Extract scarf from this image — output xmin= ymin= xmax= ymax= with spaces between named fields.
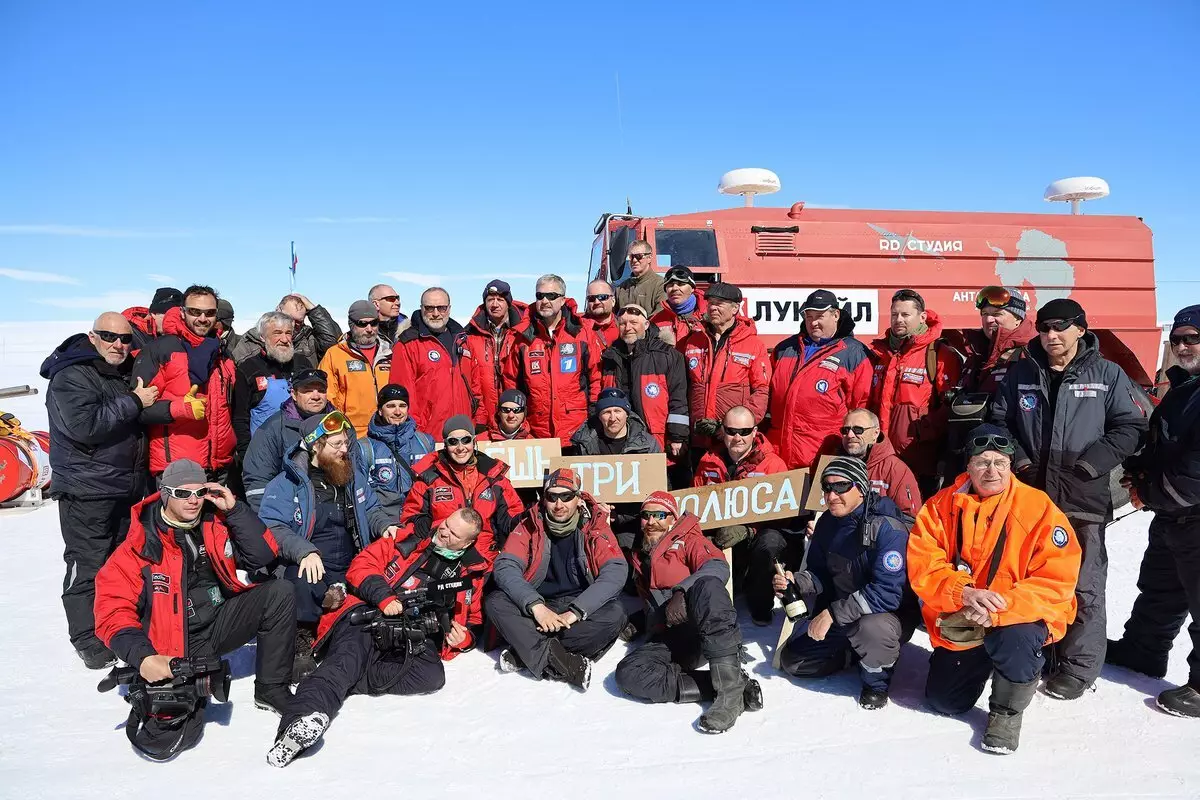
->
xmin=431 ymin=544 xmax=467 ymax=560
xmin=669 ymin=294 xmax=697 ymax=315
xmin=887 ymin=322 xmax=928 ymax=352
xmin=544 ymin=509 xmax=581 ymax=538
xmin=160 ymin=507 xmax=201 ymax=530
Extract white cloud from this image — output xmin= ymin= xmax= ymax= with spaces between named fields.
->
xmin=0 ymin=224 xmax=190 ymax=238
xmin=381 ymin=271 xmax=445 ymax=287
xmin=146 ymin=273 xmax=176 ymax=283
xmin=36 ymin=290 xmax=148 ymax=311
xmin=303 ymin=216 xmax=404 ymax=224
xmin=0 ymin=268 xmax=80 ymax=285
xmin=381 ymin=271 xmax=544 ymax=288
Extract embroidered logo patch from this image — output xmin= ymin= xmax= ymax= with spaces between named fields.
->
xmin=644 ymin=382 xmax=661 ymax=398
xmin=529 ymin=360 xmax=543 ymax=375
xmin=433 ymin=487 xmax=454 ymax=503
xmin=731 ymin=353 xmax=751 ymax=367
xmin=223 ymin=540 xmax=233 ymax=558
xmin=1019 ymin=393 xmax=1038 ymax=411
xmin=293 ymin=507 xmax=303 ymax=525
xmin=815 ymin=379 xmax=829 ymax=394
xmin=376 ymin=466 xmax=394 ymax=483
xmin=428 ymin=349 xmax=441 ymax=362
xmin=151 ymin=573 xmax=171 ymax=594
xmin=688 ymin=356 xmax=699 ymax=369
xmin=883 ymin=550 xmax=904 ymax=572
xmin=560 ymin=356 xmax=577 ymax=374
xmin=1052 ymin=526 xmax=1070 ymax=548
xmin=401 ymin=575 xmax=420 ymax=590
xmin=480 ymin=488 xmax=493 ymax=500
xmin=559 ymin=342 xmax=576 ymax=355
xmin=255 ymin=376 xmax=269 ymax=391
xmin=384 ymin=560 xmax=400 ymax=580
xmin=347 ymin=359 xmax=367 ymax=372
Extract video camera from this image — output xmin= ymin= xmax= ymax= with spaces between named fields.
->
xmin=98 ymin=656 xmax=232 ymax=718
xmin=349 ymin=575 xmax=470 ymax=654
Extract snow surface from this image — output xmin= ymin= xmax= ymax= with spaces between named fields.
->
xmin=2 ymin=326 xmax=1198 ymax=799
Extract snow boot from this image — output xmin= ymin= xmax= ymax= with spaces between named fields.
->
xmin=291 ymin=624 xmax=318 ymax=684
xmin=858 ymin=686 xmax=889 ymax=711
xmin=698 ymin=656 xmax=747 ymax=734
xmin=546 ymin=639 xmax=591 ymax=691
xmin=1106 ymin=638 xmax=1168 ymax=679
xmin=266 ymin=712 xmax=329 ymax=768
xmin=498 ymin=648 xmax=523 ymax=674
xmin=1043 ymin=672 xmax=1089 ymax=701
xmin=254 ymin=682 xmax=294 ymax=717
xmin=981 ymin=674 xmax=1037 ymax=754
xmin=1157 ymin=684 xmax=1200 ymax=718
xmin=686 ymin=669 xmax=763 ymax=711
xmin=75 ymin=641 xmax=117 ymax=670
xmin=676 ymin=673 xmax=703 ymax=703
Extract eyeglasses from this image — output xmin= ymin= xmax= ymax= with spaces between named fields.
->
xmin=535 ymin=292 xmax=564 ymax=302
xmin=970 ymin=457 xmax=1012 ymax=472
xmin=1035 ymin=318 xmax=1080 ymax=334
xmin=629 ymin=252 xmax=651 ymax=262
xmin=352 ymin=319 xmax=379 ymax=328
xmin=422 ymin=305 xmax=450 ymax=314
xmin=722 ymin=426 xmax=754 ymax=437
xmin=975 ymin=286 xmax=1012 ymax=310
xmin=93 ymin=330 xmax=134 ymax=345
xmin=184 ymin=307 xmax=217 ymax=319
xmin=586 ymin=294 xmax=612 ymax=303
xmin=303 ymin=410 xmax=351 ymax=445
xmin=821 ymin=480 xmax=854 ymax=495
xmin=162 ymin=486 xmax=209 ymax=500
xmin=968 ymin=434 xmax=1015 ymax=456
xmin=840 ymin=425 xmax=876 ymax=436
xmin=376 ymin=295 xmax=399 ymax=303
xmin=639 ymin=510 xmax=670 ymax=521
xmin=445 ymin=434 xmax=474 ymax=447
xmin=1170 ymin=332 xmax=1200 ymax=346
xmin=546 ymin=491 xmax=577 ymax=503
xmin=499 ymin=405 xmax=525 ymax=415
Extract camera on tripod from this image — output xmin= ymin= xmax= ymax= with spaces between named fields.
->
xmin=349 ymin=575 xmax=470 ymax=653
xmin=98 ymin=656 xmax=232 ymax=718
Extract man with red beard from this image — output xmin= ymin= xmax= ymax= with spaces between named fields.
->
xmin=258 ymin=411 xmax=398 ymax=681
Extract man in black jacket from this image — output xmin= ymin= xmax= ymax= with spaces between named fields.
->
xmin=990 ymin=298 xmax=1148 ymax=700
xmin=41 ymin=312 xmax=161 ymax=668
xmin=1110 ymin=304 xmax=1200 ymax=717
xmin=231 ymin=311 xmax=316 ymax=460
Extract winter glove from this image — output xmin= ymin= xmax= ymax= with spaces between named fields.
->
xmin=694 ymin=418 xmax=720 ymax=438
xmin=710 ymin=524 xmax=751 ymax=549
xmin=170 ymin=384 xmax=207 ymax=421
xmin=665 ymin=590 xmax=689 ymax=627
xmin=322 ymin=582 xmax=347 ymax=610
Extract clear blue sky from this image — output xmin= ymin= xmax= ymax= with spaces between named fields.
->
xmin=1 ymin=1 xmax=1196 ymax=327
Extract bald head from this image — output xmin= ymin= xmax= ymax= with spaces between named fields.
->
xmin=94 ymin=312 xmax=131 ymax=333
xmin=89 ymin=312 xmax=134 ymax=365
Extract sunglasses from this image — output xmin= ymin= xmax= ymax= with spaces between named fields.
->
xmin=821 ymin=480 xmax=855 ymax=495
xmin=639 ymin=510 xmax=671 ymax=521
xmin=422 ymin=305 xmax=450 ymax=314
xmin=840 ymin=425 xmax=876 ymax=436
xmin=184 ymin=307 xmax=217 ymax=319
xmin=629 ymin=252 xmax=651 ymax=261
xmin=376 ymin=295 xmax=399 ymax=303
xmin=723 ymin=425 xmax=754 ymax=437
xmin=586 ymin=294 xmax=612 ymax=302
xmin=93 ymin=329 xmax=134 ymax=345
xmin=445 ymin=434 xmax=474 ymax=447
xmin=891 ymin=289 xmax=923 ymax=305
xmin=975 ymin=286 xmax=1012 ymax=310
xmin=546 ymin=491 xmax=578 ymax=503
xmin=1035 ymin=318 xmax=1080 ymax=334
xmin=1170 ymin=332 xmax=1200 ymax=346
xmin=535 ymin=292 xmax=564 ymax=302
xmin=499 ymin=405 xmax=525 ymax=414
xmin=303 ymin=410 xmax=351 ymax=445
xmin=968 ymin=433 xmax=1015 ymax=456
xmin=162 ymin=486 xmax=209 ymax=500
xmin=352 ymin=319 xmax=379 ymax=328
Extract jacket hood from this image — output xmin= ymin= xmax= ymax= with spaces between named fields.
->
xmin=865 ymin=434 xmax=899 ymax=467
xmin=398 ymin=310 xmax=465 ymax=342
xmin=367 ymin=413 xmax=421 ymax=443
xmin=986 ymin=314 xmax=1037 ymax=367
xmin=122 ymin=306 xmax=155 ymax=336
xmin=871 ymin=308 xmax=944 ymax=352
xmin=518 ymin=298 xmax=586 ymax=340
xmin=40 ymin=332 xmax=109 ymax=379
xmin=468 ymin=300 xmax=528 ymax=335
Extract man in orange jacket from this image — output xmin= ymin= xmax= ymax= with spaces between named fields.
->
xmin=907 ymin=423 xmax=1081 ymax=755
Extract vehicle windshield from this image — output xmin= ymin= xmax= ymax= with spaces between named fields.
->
xmin=589 ymin=233 xmax=605 ymax=281
xmin=653 ymin=229 xmax=719 ymax=269
xmin=607 ymin=225 xmax=638 ymax=285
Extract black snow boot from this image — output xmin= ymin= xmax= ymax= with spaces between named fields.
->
xmin=546 ymin=639 xmax=591 ymax=691
xmin=676 ymin=673 xmax=703 ymax=703
xmin=698 ymin=656 xmax=747 ymax=734
xmin=981 ymin=673 xmax=1037 ymax=755
xmin=686 ymin=669 xmax=763 ymax=711
xmin=1043 ymin=672 xmax=1089 ymax=701
xmin=75 ymin=641 xmax=117 ymax=670
xmin=266 ymin=711 xmax=330 ymax=768
xmin=254 ymin=682 xmax=294 ymax=717
xmin=498 ymin=647 xmax=523 ymax=674
xmin=1106 ymin=638 xmax=1168 ymax=679
xmin=858 ymin=685 xmax=889 ymax=711
xmin=291 ymin=624 xmax=318 ymax=684
xmin=1157 ymin=684 xmax=1200 ymax=718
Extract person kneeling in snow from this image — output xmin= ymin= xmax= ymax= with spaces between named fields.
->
xmin=486 ymin=468 xmax=628 ymax=689
xmin=267 ymin=508 xmax=489 ymax=767
xmin=907 ymin=424 xmax=1081 ymax=754
xmin=614 ymin=492 xmax=762 ymax=733
xmin=94 ymin=459 xmax=296 ymax=760
xmin=775 ymin=456 xmax=913 ymax=710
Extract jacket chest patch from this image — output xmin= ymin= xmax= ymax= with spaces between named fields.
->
xmin=882 ymin=550 xmax=904 ymax=572
xmin=374 ymin=465 xmax=395 ymax=483
xmin=479 ymin=487 xmax=493 ymax=501
xmin=1067 ymin=383 xmax=1107 ymax=399
xmin=433 ymin=487 xmax=454 ymax=503
xmin=356 ymin=488 xmax=366 ymax=504
xmin=688 ymin=356 xmax=699 ymax=369
xmin=384 ymin=560 xmax=400 ymax=580
xmin=347 ymin=360 xmax=367 ymax=372
xmin=529 ymin=360 xmax=543 ymax=375
xmin=644 ymin=382 xmax=660 ymax=398
xmin=819 ymin=359 xmax=839 ymax=372
xmin=293 ymin=507 xmax=303 ymax=525
xmin=428 ymin=349 xmax=441 ymax=362
xmin=256 ymin=376 xmax=269 ymax=390
xmin=900 ymin=367 xmax=926 ymax=385
xmin=815 ymin=379 xmax=830 ymax=394
xmin=560 ymin=356 xmax=577 ymax=374
xmin=670 ymin=541 xmax=684 ymax=550
xmin=1019 ymin=393 xmax=1038 ymax=411
xmin=559 ymin=343 xmax=576 ymax=355
xmin=731 ymin=352 xmax=752 ymax=367
xmin=151 ymin=573 xmax=171 ymax=595
xmin=1052 ymin=526 xmax=1070 ymax=548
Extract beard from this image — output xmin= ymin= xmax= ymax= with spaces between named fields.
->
xmin=1178 ymin=351 xmax=1200 ymax=375
xmin=317 ymin=449 xmax=353 ymax=486
xmin=352 ymin=330 xmax=378 ymax=348
xmin=266 ymin=342 xmax=295 ymax=363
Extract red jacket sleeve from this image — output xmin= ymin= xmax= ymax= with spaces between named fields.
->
xmin=94 ymin=543 xmax=156 ymax=665
xmin=846 ymin=357 xmax=874 ymax=410
xmin=346 ymin=536 xmax=400 ymax=610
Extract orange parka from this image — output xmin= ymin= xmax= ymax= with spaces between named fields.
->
xmin=906 ymin=473 xmax=1081 ymax=651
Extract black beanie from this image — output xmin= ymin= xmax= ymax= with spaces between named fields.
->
xmin=1037 ymin=298 xmax=1087 ymax=329
xmin=149 ymin=287 xmax=183 ymax=314
xmin=377 ymin=385 xmax=410 ymax=407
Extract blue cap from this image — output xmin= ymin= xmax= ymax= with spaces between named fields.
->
xmin=1172 ymin=304 xmax=1200 ymax=334
xmin=596 ymin=387 xmax=631 ymax=414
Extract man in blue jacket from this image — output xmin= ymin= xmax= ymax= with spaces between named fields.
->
xmin=359 ymin=385 xmax=435 ymax=520
xmin=258 ymin=410 xmax=396 ymax=680
xmin=776 ymin=456 xmax=911 ymax=710
xmin=242 ymin=368 xmax=334 ymax=510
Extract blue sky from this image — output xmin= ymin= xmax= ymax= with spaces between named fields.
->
xmin=1 ymin=1 xmax=1197 ymax=327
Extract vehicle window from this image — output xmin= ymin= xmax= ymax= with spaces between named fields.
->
xmin=589 ymin=233 xmax=605 ymax=281
xmin=653 ymin=229 xmax=719 ymax=269
xmin=608 ymin=226 xmax=636 ymax=285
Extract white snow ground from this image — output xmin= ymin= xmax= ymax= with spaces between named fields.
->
xmin=2 ymin=324 xmax=1198 ymax=799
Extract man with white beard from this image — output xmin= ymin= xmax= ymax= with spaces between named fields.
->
xmin=232 ymin=311 xmax=316 ymax=463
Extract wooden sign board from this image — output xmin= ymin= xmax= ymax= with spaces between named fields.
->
xmin=548 ymin=454 xmax=668 ymax=503
xmin=803 ymin=454 xmax=837 ymax=512
xmin=671 ymin=470 xmax=810 ymax=531
xmin=434 ymin=438 xmax=563 ymax=488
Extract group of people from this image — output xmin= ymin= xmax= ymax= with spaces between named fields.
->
xmin=36 ymin=255 xmax=1200 ymax=763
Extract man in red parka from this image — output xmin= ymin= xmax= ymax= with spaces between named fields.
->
xmin=504 ymin=274 xmax=602 ymax=447
xmin=389 ymin=287 xmax=474 ymax=440
xmin=868 ymin=289 xmax=962 ymax=495
xmin=464 ymin=280 xmax=527 ymax=431
xmin=650 ymin=266 xmax=708 ymax=350
xmin=132 ymin=285 xmax=237 ymax=479
xmin=767 ymin=289 xmax=873 ymax=470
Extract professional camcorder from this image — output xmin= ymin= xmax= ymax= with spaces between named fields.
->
xmin=349 ymin=575 xmax=470 ymax=654
xmin=98 ymin=655 xmax=232 ymax=718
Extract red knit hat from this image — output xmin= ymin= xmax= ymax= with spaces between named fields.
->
xmin=641 ymin=490 xmax=679 ymax=517
xmin=543 ymin=468 xmax=581 ymax=493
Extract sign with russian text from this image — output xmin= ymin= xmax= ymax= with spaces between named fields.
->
xmin=803 ymin=455 xmax=838 ymax=512
xmin=740 ymin=288 xmax=880 ymax=337
xmin=548 ymin=454 xmax=668 ymax=502
xmin=670 ymin=470 xmax=810 ymax=530
xmin=479 ymin=438 xmax=562 ymax=489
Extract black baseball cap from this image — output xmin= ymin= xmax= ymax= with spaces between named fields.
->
xmin=290 ymin=368 xmax=328 ymax=389
xmin=801 ymin=289 xmax=839 ymax=312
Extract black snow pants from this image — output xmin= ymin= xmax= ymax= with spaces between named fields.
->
xmin=59 ymin=495 xmax=134 ymax=651
xmin=925 ymin=621 xmax=1047 ymax=716
xmin=1050 ymin=521 xmax=1107 ymax=684
xmin=485 ymin=591 xmax=627 ymax=678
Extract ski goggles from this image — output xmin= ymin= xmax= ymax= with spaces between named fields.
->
xmin=966 ymin=433 xmax=1015 ymax=457
xmin=162 ymin=486 xmax=209 ymax=500
xmin=974 ymin=286 xmax=1013 ymax=310
xmin=303 ymin=411 xmax=351 ymax=445
xmin=1035 ymin=317 xmax=1082 ymax=334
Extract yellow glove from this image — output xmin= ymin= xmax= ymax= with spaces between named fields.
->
xmin=171 ymin=384 xmax=207 ymax=421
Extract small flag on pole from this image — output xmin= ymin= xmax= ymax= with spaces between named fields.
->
xmin=290 ymin=241 xmax=298 ymax=276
